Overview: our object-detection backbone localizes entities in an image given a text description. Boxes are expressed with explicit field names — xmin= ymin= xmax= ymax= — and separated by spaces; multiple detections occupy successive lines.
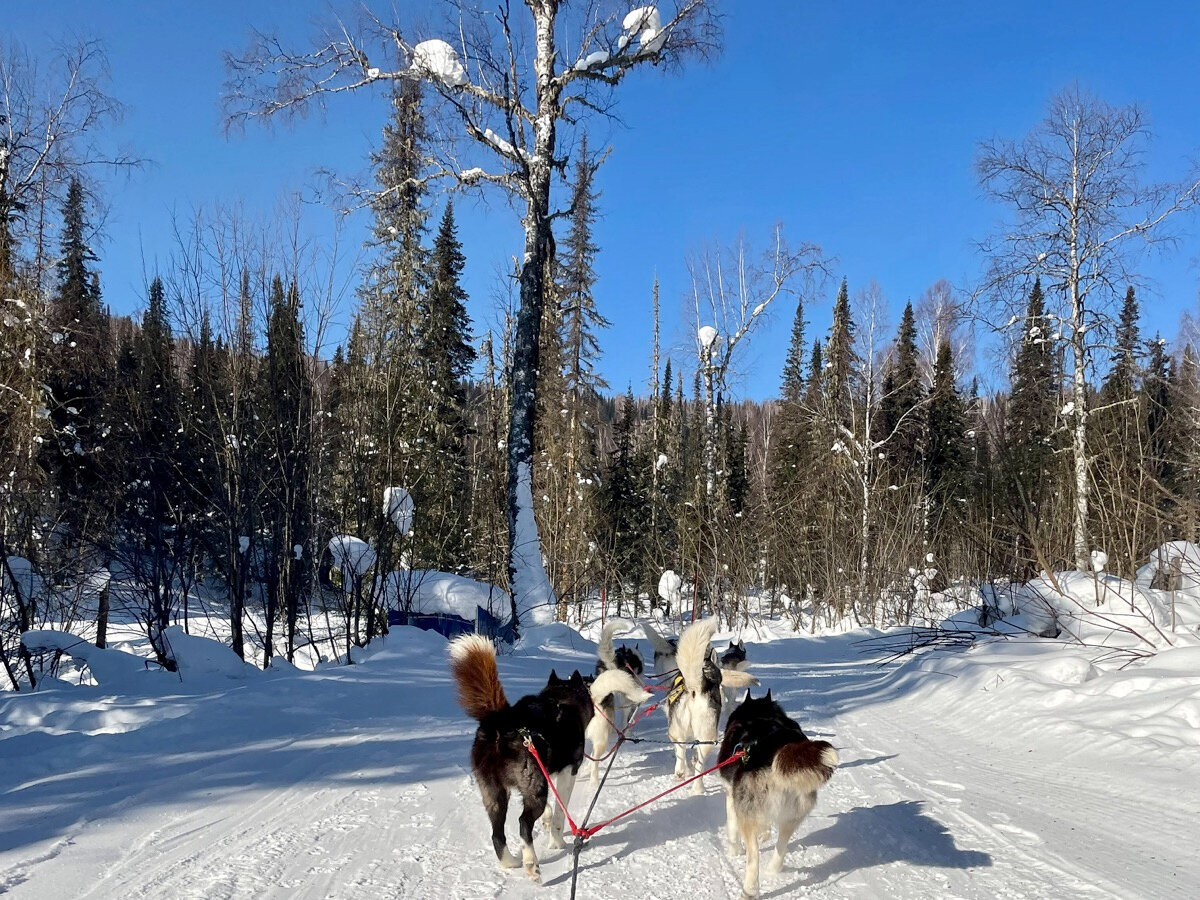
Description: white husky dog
xmin=585 ymin=618 xmax=646 ymax=782
xmin=666 ymin=618 xmax=758 ymax=795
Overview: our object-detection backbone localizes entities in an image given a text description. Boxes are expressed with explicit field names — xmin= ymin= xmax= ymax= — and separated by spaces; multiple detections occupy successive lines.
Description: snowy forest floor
xmin=1 ymin=617 xmax=1197 ymax=899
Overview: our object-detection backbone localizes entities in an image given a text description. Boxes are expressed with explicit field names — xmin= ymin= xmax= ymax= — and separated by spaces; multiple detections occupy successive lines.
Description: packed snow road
xmin=0 ymin=623 xmax=1194 ymax=898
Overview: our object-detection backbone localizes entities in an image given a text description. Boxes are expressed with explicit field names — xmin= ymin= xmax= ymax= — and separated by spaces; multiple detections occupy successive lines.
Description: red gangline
xmin=574 ymin=750 xmax=745 ymax=839
xmin=524 ymin=735 xmax=744 ymax=841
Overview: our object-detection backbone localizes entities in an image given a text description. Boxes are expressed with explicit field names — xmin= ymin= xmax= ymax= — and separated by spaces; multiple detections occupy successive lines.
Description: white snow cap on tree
xmin=384 ymin=487 xmax=415 ymax=535
xmin=697 ymin=325 xmax=718 ymax=349
xmin=1090 ymin=550 xmax=1108 ymax=573
xmin=658 ymin=569 xmax=682 ymax=605
xmin=411 ymin=39 xmax=467 ymax=87
xmin=623 ymin=6 xmax=666 ymax=53
xmin=328 ymin=535 xmax=377 ymax=577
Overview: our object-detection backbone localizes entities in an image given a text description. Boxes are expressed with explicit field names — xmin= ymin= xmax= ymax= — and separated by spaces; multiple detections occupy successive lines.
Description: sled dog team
xmin=448 ymin=618 xmax=838 ymax=900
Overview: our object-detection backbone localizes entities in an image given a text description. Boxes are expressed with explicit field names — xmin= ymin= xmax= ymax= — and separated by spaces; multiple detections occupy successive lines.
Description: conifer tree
xmin=1004 ymin=278 xmax=1061 ymax=576
xmin=924 ymin=338 xmax=969 ymax=551
xmin=44 ymin=178 xmax=114 ymax=546
xmin=877 ymin=301 xmax=924 ymax=475
xmin=415 ymin=201 xmax=475 ymax=569
xmin=261 ymin=276 xmax=313 ymax=664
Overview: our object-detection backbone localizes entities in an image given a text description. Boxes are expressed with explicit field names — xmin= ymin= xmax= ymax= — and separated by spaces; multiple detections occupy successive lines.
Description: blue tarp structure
xmin=388 ymin=604 xmax=516 ymax=644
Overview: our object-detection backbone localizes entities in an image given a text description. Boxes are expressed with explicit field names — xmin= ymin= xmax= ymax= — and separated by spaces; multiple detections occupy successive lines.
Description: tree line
xmin=3 ymin=30 xmax=1200 ymax=687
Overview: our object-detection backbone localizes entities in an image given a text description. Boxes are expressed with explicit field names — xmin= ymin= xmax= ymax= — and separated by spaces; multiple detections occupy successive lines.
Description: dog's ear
xmin=765 ymin=688 xmax=772 ymax=702
xmin=569 ymin=670 xmax=584 ymax=685
xmin=547 ymin=669 xmax=560 ymax=684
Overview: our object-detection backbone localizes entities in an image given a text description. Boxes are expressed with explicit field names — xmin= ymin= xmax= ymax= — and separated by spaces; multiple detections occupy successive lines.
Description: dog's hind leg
xmin=518 ymin=787 xmax=547 ymax=882
xmin=738 ymin=815 xmax=762 ymax=900
xmin=768 ymin=814 xmax=802 ymax=875
xmin=479 ymin=778 xmax=519 ymax=869
xmin=725 ymin=789 xmax=744 ymax=857
xmin=546 ymin=769 xmax=577 ymax=849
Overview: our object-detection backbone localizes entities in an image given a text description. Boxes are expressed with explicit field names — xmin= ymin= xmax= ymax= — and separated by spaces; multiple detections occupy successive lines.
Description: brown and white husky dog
xmin=665 ymin=618 xmax=758 ymax=795
xmin=717 ymin=691 xmax=838 ymax=899
xmin=449 ymin=635 xmax=649 ymax=882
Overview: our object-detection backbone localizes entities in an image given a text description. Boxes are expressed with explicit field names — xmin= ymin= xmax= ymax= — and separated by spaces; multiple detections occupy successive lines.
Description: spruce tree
xmin=1004 ymin=278 xmax=1061 ymax=576
xmin=924 ymin=338 xmax=969 ymax=546
xmin=261 ymin=276 xmax=313 ymax=663
xmin=878 ymin=301 xmax=924 ymax=475
xmin=44 ymin=178 xmax=114 ymax=546
xmin=416 ymin=201 xmax=475 ymax=569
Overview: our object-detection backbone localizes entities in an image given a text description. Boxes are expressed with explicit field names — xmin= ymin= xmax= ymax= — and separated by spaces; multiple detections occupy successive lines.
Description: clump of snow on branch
xmin=573 ymin=50 xmax=610 ymax=71
xmin=410 ymin=39 xmax=467 ymax=88
xmin=623 ymin=6 xmax=667 ymax=53
xmin=383 ymin=487 xmax=414 ymax=535
xmin=697 ymin=324 xmax=718 ymax=349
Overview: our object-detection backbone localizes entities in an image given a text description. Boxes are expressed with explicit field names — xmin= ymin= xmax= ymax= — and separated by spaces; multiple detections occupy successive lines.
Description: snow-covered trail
xmin=1 ymin=625 xmax=1194 ymax=898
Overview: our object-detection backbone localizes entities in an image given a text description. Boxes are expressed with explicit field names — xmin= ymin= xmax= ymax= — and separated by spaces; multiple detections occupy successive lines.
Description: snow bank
xmin=162 ymin=626 xmax=259 ymax=681
xmin=978 ymin=571 xmax=1178 ymax=644
xmin=21 ymin=630 xmax=169 ymax=689
xmin=377 ymin=570 xmax=510 ymax=622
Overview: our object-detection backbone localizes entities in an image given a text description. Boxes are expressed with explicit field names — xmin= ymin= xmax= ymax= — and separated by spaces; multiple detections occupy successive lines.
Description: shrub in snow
xmin=3 ymin=556 xmax=41 ymax=604
xmin=658 ymin=569 xmax=682 ymax=610
xmin=328 ymin=535 xmax=377 ymax=578
xmin=1136 ymin=541 xmax=1200 ymax=592
xmin=411 ymin=39 xmax=467 ymax=87
xmin=383 ymin=487 xmax=414 ymax=535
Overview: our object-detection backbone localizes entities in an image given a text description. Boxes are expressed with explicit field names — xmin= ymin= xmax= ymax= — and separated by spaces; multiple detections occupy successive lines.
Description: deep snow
xmin=3 ymin=598 xmax=1199 ymax=899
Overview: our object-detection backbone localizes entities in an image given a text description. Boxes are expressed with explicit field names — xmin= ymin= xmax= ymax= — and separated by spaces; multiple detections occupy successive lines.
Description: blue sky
xmin=8 ymin=1 xmax=1200 ymax=399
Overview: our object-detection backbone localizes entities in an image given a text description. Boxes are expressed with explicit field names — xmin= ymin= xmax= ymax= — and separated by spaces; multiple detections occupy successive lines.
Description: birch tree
xmin=689 ymin=227 xmax=823 ymax=499
xmin=225 ymin=1 xmax=719 ymax=627
xmin=978 ymin=85 xmax=1200 ymax=573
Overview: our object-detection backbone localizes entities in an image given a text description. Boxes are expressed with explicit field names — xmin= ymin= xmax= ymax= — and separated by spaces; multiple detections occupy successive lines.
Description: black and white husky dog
xmin=665 ymin=618 xmax=758 ymax=795
xmin=585 ymin=618 xmax=647 ymax=782
xmin=717 ymin=691 xmax=838 ymax=900
xmin=719 ymin=639 xmax=750 ymax=707
xmin=449 ymin=634 xmax=650 ymax=882
xmin=643 ymin=621 xmax=678 ymax=676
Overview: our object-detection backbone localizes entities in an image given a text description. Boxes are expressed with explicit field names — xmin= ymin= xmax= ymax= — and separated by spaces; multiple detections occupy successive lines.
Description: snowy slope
xmin=1 ymin=620 xmax=1197 ymax=899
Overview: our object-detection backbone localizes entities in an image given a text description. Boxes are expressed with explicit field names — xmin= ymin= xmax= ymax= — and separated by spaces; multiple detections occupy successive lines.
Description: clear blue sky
xmin=9 ymin=1 xmax=1200 ymax=399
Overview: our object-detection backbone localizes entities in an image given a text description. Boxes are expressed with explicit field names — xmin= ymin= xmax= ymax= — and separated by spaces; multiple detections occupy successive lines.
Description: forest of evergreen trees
xmin=3 ymin=38 xmax=1200 ymax=687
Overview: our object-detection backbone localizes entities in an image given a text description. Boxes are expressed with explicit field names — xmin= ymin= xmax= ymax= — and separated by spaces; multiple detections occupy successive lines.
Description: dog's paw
xmin=727 ymin=841 xmax=744 ymax=858
xmin=766 ymin=852 xmax=785 ymax=875
xmin=546 ymin=833 xmax=566 ymax=850
xmin=498 ymin=848 xmax=521 ymax=869
xmin=524 ymin=861 xmax=542 ymax=883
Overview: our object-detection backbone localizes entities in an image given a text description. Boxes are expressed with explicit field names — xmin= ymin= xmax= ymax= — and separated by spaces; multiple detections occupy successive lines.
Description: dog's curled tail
xmin=773 ymin=740 xmax=838 ymax=792
xmin=675 ymin=617 xmax=718 ymax=692
xmin=448 ymin=634 xmax=508 ymax=720
xmin=590 ymin=667 xmax=653 ymax=707
xmin=719 ymin=669 xmax=759 ymax=690
xmin=596 ymin=618 xmax=634 ymax=668
xmin=642 ymin=622 xmax=677 ymax=658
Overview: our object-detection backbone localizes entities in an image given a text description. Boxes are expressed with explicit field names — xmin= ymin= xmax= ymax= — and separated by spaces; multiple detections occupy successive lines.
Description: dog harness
xmin=666 ymin=673 xmax=687 ymax=705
